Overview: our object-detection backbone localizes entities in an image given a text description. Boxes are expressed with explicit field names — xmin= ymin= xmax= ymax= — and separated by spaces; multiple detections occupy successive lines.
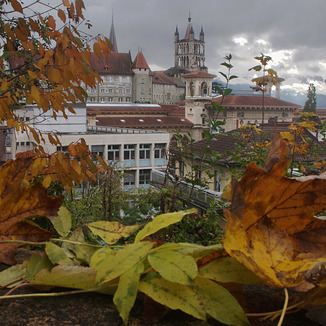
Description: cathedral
xmin=86 ymin=15 xmax=208 ymax=105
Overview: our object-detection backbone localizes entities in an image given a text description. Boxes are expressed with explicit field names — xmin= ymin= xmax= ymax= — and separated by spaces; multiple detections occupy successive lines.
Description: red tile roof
xmin=133 ymin=52 xmax=150 ymax=70
xmin=183 ymin=70 xmax=216 ymax=78
xmin=152 ymin=71 xmax=174 ymax=85
xmin=96 ymin=116 xmax=193 ymax=129
xmin=90 ymin=52 xmax=133 ymax=75
xmin=212 ymin=95 xmax=301 ymax=108
xmin=87 ymin=104 xmax=183 ymax=116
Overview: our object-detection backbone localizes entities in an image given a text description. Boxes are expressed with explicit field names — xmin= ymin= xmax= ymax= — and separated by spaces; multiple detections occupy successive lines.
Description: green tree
xmin=303 ymin=83 xmax=317 ymax=113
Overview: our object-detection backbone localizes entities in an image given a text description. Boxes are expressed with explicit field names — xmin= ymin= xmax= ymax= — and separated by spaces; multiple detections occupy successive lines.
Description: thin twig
xmin=0 ymin=287 xmax=100 ymax=301
xmin=277 ymin=288 xmax=289 ymax=326
xmin=0 ymin=277 xmax=23 ymax=290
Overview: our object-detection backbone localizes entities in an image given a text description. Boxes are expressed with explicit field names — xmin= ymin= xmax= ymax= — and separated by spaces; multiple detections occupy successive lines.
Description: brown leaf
xmin=0 ymin=158 xmax=62 ymax=265
xmin=223 ymin=134 xmax=326 ymax=288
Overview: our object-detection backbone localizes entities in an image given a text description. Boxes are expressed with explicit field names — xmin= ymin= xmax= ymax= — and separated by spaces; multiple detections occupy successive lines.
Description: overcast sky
xmin=28 ymin=0 xmax=326 ymax=104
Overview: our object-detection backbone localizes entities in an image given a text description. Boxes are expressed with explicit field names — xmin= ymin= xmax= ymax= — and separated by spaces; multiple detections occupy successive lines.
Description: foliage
xmin=303 ymin=83 xmax=317 ymax=113
xmin=64 ymin=185 xmax=160 ymax=228
xmin=1 ymin=136 xmax=326 ymax=325
xmin=249 ymin=53 xmax=278 ymax=127
xmin=0 ymin=0 xmax=110 ymax=192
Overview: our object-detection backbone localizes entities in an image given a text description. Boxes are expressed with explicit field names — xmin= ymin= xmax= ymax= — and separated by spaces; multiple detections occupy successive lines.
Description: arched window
xmin=189 ymin=82 xmax=194 ymax=96
xmin=201 ymin=82 xmax=208 ymax=97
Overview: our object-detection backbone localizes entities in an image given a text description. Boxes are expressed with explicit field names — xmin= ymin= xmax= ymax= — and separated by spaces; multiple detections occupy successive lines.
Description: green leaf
xmin=32 ymin=265 xmax=96 ymax=290
xmin=195 ymin=276 xmax=249 ymax=325
xmin=63 ymin=226 xmax=98 ymax=265
xmin=0 ymin=264 xmax=26 ymax=287
xmin=249 ymin=65 xmax=262 ymax=72
xmin=138 ymin=272 xmax=206 ymax=321
xmin=148 ymin=250 xmax=197 ymax=285
xmin=45 ymin=242 xmax=74 ymax=266
xmin=198 ymin=257 xmax=262 ymax=284
xmin=91 ymin=241 xmax=154 ymax=285
xmin=224 ymin=88 xmax=232 ymax=96
xmin=134 ymin=208 xmax=197 ymax=242
xmin=219 ymin=71 xmax=227 ymax=80
xmin=48 ymin=206 xmax=71 ymax=237
xmin=87 ymin=221 xmax=141 ymax=245
xmin=229 ymin=75 xmax=238 ymax=80
xmin=25 ymin=254 xmax=53 ymax=281
xmin=113 ymin=262 xmax=144 ymax=325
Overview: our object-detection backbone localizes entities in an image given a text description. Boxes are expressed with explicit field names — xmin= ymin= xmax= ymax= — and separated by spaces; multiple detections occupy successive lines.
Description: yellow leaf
xmin=87 ymin=221 xmax=141 ymax=245
xmin=198 ymin=257 xmax=262 ymax=285
xmin=27 ymin=70 xmax=38 ymax=80
xmin=138 ymin=272 xmax=206 ymax=321
xmin=32 ymin=265 xmax=96 ymax=289
xmin=91 ymin=242 xmax=154 ymax=285
xmin=134 ymin=208 xmax=197 ymax=242
xmin=113 ymin=262 xmax=144 ymax=325
xmin=42 ymin=175 xmax=52 ymax=188
xmin=62 ymin=0 xmax=70 ymax=7
xmin=31 ymin=85 xmax=41 ymax=105
xmin=148 ymin=250 xmax=198 ymax=285
xmin=0 ymin=264 xmax=26 ymax=286
xmin=195 ymin=276 xmax=249 ymax=325
xmin=48 ymin=206 xmax=71 ymax=238
xmin=45 ymin=242 xmax=74 ymax=266
xmin=93 ymin=42 xmax=101 ymax=58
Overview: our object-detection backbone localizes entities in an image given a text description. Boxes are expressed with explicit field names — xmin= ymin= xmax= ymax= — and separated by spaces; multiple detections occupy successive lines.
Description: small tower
xmin=132 ymin=51 xmax=153 ymax=103
xmin=109 ymin=13 xmax=118 ymax=52
xmin=183 ymin=70 xmax=216 ymax=140
xmin=174 ymin=15 xmax=206 ymax=72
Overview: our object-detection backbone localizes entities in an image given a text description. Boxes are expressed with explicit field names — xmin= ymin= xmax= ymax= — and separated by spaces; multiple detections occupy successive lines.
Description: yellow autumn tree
xmin=0 ymin=0 xmax=110 ymax=191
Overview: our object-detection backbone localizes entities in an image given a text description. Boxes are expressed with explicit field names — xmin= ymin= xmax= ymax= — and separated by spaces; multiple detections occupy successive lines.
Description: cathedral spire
xmin=184 ymin=13 xmax=192 ymax=39
xmin=109 ymin=11 xmax=118 ymax=52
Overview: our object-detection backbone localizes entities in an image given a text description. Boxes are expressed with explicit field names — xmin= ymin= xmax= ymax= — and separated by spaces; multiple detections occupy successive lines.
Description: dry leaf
xmin=223 ymin=132 xmax=326 ymax=288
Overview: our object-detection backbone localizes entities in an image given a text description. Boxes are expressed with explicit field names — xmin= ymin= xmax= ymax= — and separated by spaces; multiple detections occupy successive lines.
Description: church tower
xmin=109 ymin=13 xmax=118 ymax=52
xmin=174 ymin=14 xmax=206 ymax=72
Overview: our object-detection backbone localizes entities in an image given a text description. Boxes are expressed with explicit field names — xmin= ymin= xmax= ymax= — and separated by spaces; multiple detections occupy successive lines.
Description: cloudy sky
xmin=27 ymin=0 xmax=326 ymax=106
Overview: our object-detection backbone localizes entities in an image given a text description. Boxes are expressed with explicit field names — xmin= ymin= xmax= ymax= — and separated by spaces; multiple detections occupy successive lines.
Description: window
xmin=124 ymin=144 xmax=135 ymax=160
xmin=108 ymin=87 xmax=113 ymax=93
xmin=139 ymin=144 xmax=150 ymax=159
xmin=100 ymin=97 xmax=105 ymax=103
xmin=154 ymin=143 xmax=166 ymax=159
xmin=118 ymin=97 xmax=123 ymax=102
xmin=118 ymin=87 xmax=123 ymax=94
xmin=108 ymin=145 xmax=120 ymax=160
xmin=214 ymin=171 xmax=221 ymax=192
xmin=124 ymin=170 xmax=136 ymax=186
xmin=119 ymin=76 xmax=123 ymax=82
xmin=141 ymin=78 xmax=145 ymax=84
xmin=237 ymin=111 xmax=244 ymax=117
xmin=126 ymin=76 xmax=131 ymax=83
xmin=167 ymin=93 xmax=171 ymax=100
xmin=180 ymin=161 xmax=184 ymax=177
xmin=90 ymin=97 xmax=95 ymax=102
xmin=91 ymin=145 xmax=104 ymax=161
xmin=90 ymin=88 xmax=95 ymax=93
xmin=139 ymin=169 xmax=151 ymax=185
xmin=126 ymin=87 xmax=131 ymax=94
xmin=126 ymin=97 xmax=131 ymax=102
xmin=100 ymin=88 xmax=105 ymax=93
xmin=108 ymin=97 xmax=113 ymax=102
xmin=141 ymin=89 xmax=145 ymax=95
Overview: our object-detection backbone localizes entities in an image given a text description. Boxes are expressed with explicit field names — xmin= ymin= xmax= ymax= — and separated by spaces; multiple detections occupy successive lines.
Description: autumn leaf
xmin=223 ymin=132 xmax=326 ymax=287
xmin=0 ymin=158 xmax=62 ymax=265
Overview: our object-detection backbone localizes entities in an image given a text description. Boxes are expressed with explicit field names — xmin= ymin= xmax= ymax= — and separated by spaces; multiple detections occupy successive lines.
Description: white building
xmin=12 ymin=104 xmax=170 ymax=189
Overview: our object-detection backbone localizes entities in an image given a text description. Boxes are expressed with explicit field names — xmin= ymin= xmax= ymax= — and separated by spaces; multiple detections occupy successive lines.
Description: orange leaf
xmin=223 ymin=132 xmax=326 ymax=288
xmin=62 ymin=0 xmax=70 ymax=6
xmin=0 ymin=158 xmax=61 ymax=264
xmin=10 ymin=0 xmax=23 ymax=13
xmin=57 ymin=9 xmax=66 ymax=23
xmin=47 ymin=15 xmax=56 ymax=30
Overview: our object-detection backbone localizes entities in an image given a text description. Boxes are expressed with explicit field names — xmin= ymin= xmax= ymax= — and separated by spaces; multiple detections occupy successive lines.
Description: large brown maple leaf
xmin=0 ymin=158 xmax=62 ymax=264
xmin=223 ymin=132 xmax=326 ymax=288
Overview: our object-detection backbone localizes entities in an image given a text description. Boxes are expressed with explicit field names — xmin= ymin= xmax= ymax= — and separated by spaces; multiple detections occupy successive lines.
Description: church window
xmin=201 ymin=82 xmax=208 ymax=96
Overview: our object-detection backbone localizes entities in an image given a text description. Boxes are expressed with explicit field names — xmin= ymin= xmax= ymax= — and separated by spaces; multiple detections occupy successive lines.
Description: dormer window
xmin=104 ymin=65 xmax=109 ymax=71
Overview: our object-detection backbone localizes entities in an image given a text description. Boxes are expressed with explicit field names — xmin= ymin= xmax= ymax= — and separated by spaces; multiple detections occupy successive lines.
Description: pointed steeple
xmin=184 ymin=13 xmax=192 ymax=39
xmin=109 ymin=12 xmax=118 ymax=52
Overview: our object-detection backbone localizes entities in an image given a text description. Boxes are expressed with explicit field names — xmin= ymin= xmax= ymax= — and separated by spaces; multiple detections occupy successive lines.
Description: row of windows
xmin=123 ymin=169 xmax=151 ymax=186
xmin=89 ymin=97 xmax=131 ymax=103
xmin=101 ymin=75 xmax=132 ymax=83
xmin=92 ymin=144 xmax=166 ymax=161
xmin=90 ymin=87 xmax=131 ymax=94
